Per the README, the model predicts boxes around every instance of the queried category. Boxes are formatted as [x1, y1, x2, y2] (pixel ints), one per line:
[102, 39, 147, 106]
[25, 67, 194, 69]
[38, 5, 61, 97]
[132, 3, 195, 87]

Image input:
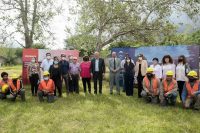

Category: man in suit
[90, 52, 106, 94]
[109, 52, 121, 95]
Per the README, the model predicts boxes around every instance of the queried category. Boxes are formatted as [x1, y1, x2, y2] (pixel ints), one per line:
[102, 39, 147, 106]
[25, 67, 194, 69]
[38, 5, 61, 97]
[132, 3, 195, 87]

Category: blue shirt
[59, 60, 69, 75]
[40, 59, 53, 71]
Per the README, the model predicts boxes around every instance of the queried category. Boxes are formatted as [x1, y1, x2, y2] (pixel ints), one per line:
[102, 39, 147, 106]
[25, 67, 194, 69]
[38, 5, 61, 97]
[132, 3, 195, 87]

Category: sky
[47, 0, 78, 49]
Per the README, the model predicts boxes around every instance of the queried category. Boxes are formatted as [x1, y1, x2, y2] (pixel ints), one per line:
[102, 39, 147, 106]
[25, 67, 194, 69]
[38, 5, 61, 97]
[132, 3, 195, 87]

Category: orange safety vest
[0, 79, 18, 92]
[143, 76, 158, 95]
[39, 79, 55, 93]
[186, 80, 199, 98]
[163, 79, 176, 93]
[12, 80, 21, 91]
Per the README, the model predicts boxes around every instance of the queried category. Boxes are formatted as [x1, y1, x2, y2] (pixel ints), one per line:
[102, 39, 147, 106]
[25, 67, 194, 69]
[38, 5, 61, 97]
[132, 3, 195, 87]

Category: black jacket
[90, 58, 106, 74]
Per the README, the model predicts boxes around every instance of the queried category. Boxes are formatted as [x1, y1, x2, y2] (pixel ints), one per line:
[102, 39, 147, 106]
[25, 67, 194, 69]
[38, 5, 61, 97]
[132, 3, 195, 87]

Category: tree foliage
[0, 0, 63, 48]
[67, 0, 200, 51]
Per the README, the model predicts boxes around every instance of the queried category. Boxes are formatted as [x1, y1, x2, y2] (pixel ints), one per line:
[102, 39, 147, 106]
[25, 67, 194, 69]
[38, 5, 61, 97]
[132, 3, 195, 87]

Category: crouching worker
[0, 72, 25, 101]
[10, 74, 25, 101]
[182, 71, 200, 110]
[38, 71, 55, 103]
[141, 68, 160, 103]
[160, 71, 178, 106]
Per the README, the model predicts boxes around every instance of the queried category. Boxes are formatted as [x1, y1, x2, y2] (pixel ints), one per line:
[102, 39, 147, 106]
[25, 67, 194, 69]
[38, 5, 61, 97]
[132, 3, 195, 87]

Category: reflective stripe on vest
[143, 76, 158, 95]
[186, 81, 199, 98]
[163, 79, 176, 93]
[12, 80, 21, 91]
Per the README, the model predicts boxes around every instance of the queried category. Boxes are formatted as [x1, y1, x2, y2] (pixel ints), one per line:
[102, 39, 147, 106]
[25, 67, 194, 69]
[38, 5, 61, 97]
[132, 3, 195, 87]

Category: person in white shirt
[176, 55, 190, 101]
[40, 53, 54, 75]
[161, 55, 175, 79]
[150, 58, 162, 79]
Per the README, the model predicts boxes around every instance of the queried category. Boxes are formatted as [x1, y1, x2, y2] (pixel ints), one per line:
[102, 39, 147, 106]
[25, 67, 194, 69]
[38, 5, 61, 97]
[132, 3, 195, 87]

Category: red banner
[22, 49, 38, 84]
[22, 49, 79, 84]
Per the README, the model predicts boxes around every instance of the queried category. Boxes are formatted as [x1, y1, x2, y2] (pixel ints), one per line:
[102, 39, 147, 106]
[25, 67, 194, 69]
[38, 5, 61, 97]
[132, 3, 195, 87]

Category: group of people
[0, 51, 199, 110]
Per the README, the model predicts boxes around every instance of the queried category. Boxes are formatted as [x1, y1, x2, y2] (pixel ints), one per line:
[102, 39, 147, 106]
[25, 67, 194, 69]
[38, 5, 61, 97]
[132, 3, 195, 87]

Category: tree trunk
[95, 29, 103, 51]
[25, 35, 33, 48]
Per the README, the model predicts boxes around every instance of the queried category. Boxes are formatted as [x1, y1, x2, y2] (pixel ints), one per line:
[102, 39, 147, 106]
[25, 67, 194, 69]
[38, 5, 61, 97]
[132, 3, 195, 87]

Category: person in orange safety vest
[182, 71, 200, 110]
[38, 71, 55, 103]
[0, 72, 25, 101]
[141, 67, 160, 103]
[160, 71, 178, 106]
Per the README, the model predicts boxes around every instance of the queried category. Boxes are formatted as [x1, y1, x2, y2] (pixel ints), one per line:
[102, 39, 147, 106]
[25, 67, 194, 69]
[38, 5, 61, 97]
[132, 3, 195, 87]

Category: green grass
[0, 65, 22, 76]
[0, 66, 200, 133]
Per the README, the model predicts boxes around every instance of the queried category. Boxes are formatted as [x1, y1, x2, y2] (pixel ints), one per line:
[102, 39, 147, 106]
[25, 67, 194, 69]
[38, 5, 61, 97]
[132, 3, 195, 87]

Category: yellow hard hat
[1, 84, 9, 93]
[187, 71, 198, 78]
[43, 71, 50, 76]
[166, 71, 174, 76]
[147, 67, 154, 73]
[11, 74, 19, 79]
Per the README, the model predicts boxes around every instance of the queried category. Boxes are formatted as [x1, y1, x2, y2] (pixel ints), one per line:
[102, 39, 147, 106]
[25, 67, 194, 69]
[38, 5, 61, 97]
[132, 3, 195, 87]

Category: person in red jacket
[38, 71, 55, 103]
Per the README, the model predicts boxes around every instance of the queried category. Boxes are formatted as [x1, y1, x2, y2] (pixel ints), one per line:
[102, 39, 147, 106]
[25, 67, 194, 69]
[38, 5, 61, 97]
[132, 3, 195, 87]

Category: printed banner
[22, 49, 79, 84]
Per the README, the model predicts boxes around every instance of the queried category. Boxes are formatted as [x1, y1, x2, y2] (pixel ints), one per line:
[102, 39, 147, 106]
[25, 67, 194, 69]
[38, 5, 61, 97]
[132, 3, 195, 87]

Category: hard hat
[11, 74, 19, 79]
[147, 67, 154, 73]
[1, 84, 9, 93]
[166, 71, 174, 76]
[43, 71, 50, 76]
[187, 71, 198, 78]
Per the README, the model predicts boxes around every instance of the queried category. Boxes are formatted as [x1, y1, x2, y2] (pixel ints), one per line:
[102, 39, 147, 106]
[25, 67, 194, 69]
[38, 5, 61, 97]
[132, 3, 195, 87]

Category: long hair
[178, 55, 186, 65]
[162, 55, 173, 64]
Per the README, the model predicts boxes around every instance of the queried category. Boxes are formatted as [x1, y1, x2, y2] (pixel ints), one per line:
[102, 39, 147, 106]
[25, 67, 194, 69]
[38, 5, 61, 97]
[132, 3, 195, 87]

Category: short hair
[61, 54, 66, 57]
[178, 55, 186, 64]
[53, 56, 59, 61]
[83, 56, 89, 61]
[1, 72, 8, 78]
[94, 51, 99, 55]
[162, 55, 173, 64]
[46, 53, 51, 56]
[152, 58, 159, 62]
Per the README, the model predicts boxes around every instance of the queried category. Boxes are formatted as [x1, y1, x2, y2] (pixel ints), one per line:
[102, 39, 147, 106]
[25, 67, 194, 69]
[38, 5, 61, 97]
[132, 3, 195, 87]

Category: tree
[68, 0, 200, 51]
[32, 43, 47, 49]
[0, 0, 63, 48]
[65, 34, 97, 55]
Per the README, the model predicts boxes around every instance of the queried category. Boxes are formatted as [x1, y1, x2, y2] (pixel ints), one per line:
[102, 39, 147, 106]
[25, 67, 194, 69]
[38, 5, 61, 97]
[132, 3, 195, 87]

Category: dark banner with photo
[112, 45, 199, 71]
[134, 45, 199, 71]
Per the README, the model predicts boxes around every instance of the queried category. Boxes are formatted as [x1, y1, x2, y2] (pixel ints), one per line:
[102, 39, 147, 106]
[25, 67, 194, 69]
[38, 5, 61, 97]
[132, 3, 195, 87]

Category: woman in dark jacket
[49, 56, 62, 97]
[124, 57, 135, 96]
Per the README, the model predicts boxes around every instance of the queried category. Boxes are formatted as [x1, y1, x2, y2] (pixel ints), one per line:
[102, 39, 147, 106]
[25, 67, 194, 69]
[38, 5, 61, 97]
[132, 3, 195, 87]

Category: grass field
[0, 66, 200, 133]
